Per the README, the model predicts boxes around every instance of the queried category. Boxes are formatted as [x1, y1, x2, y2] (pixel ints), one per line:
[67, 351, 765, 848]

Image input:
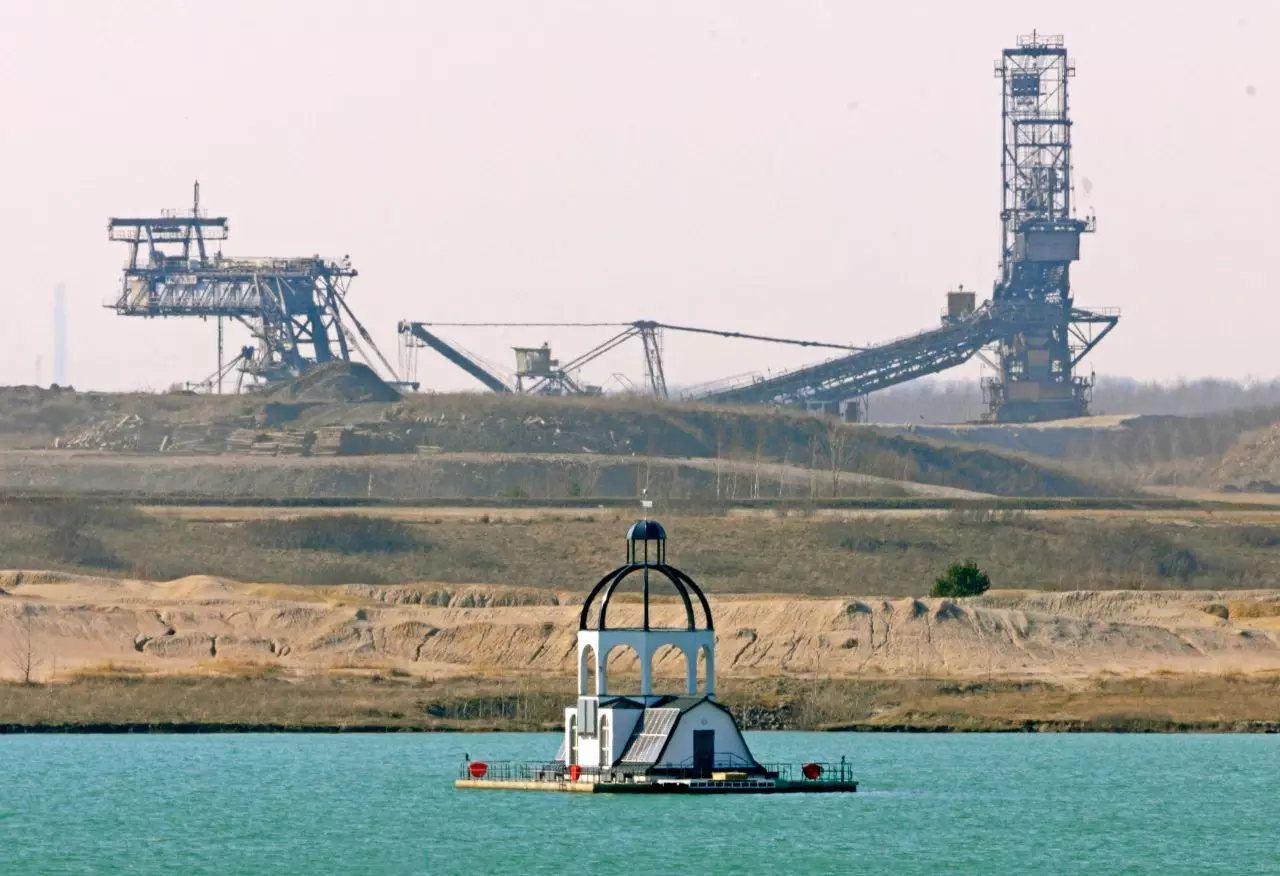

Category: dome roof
[578, 562, 713, 632]
[576, 519, 713, 632]
[626, 519, 667, 541]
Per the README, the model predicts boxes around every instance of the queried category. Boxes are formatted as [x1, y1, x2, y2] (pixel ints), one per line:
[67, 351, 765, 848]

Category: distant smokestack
[53, 282, 67, 386]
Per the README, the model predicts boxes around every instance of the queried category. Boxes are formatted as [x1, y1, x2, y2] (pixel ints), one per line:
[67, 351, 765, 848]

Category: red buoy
[801, 762, 822, 780]
[468, 761, 488, 779]
[569, 764, 582, 781]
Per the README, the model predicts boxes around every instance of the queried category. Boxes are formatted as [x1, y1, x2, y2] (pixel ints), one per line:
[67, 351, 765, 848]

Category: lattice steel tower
[984, 32, 1118, 422]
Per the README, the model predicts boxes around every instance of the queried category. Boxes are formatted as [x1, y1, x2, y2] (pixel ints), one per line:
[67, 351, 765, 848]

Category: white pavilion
[554, 519, 763, 781]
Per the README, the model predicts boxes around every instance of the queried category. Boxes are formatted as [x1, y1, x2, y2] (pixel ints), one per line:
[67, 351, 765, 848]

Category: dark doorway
[693, 729, 715, 776]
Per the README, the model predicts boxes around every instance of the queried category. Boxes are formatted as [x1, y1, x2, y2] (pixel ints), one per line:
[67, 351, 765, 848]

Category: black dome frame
[578, 562, 714, 632]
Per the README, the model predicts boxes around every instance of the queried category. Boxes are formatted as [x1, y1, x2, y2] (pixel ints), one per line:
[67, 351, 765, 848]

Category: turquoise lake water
[1, 732, 1277, 875]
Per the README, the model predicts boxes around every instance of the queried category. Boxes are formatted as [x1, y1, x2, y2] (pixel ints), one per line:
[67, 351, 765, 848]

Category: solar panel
[619, 708, 680, 765]
[552, 737, 567, 763]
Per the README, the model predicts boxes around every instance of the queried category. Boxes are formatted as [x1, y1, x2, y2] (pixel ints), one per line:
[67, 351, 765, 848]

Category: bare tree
[6, 607, 41, 685]
[751, 422, 766, 500]
[808, 434, 820, 498]
[825, 419, 851, 497]
[714, 426, 725, 500]
[580, 460, 602, 498]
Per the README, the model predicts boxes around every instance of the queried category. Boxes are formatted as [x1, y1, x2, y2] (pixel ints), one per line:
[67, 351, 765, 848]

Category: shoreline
[3, 720, 1278, 736]
[5, 665, 1279, 738]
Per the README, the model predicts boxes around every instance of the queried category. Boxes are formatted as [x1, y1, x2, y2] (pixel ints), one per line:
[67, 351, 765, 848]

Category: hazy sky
[1, 1, 1276, 392]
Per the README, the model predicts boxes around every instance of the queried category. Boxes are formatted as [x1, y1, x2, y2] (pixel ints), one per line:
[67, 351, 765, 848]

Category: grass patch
[1234, 526, 1280, 548]
[246, 516, 430, 554]
[1, 500, 1278, 594]
[4, 671, 1279, 732]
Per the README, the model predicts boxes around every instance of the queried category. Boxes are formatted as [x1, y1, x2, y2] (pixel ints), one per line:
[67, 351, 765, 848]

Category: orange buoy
[569, 764, 583, 781]
[801, 763, 822, 780]
[468, 761, 488, 779]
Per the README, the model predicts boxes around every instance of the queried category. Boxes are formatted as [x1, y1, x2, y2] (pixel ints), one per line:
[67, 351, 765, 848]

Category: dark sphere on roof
[626, 519, 666, 541]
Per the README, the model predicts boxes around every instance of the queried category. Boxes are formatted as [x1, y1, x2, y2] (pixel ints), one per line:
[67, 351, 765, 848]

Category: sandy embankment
[2, 571, 1279, 682]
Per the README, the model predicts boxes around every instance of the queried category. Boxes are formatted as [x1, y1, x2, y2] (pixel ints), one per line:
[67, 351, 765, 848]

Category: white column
[640, 639, 653, 697]
[595, 648, 608, 696]
[704, 643, 716, 697]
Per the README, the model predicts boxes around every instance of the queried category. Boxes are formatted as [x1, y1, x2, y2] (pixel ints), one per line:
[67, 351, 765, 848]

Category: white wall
[657, 702, 754, 768]
[600, 706, 643, 768]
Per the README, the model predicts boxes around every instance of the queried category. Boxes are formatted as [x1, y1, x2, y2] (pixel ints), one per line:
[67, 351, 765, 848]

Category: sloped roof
[600, 696, 646, 710]
[648, 695, 725, 715]
[617, 708, 681, 765]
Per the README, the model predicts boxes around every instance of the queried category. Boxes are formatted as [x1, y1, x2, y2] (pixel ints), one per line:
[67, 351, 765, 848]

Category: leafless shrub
[6, 607, 41, 684]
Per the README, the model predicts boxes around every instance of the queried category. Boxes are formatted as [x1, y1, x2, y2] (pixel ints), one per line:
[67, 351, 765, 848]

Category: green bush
[930, 560, 991, 598]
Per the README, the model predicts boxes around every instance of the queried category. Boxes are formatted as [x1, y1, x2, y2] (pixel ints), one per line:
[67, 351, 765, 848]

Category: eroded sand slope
[2, 571, 1279, 681]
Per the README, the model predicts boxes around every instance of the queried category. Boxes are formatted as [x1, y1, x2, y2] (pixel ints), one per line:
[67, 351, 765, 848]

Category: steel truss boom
[403, 319, 864, 400]
[397, 322, 513, 393]
[695, 301, 1119, 410]
[698, 306, 1005, 407]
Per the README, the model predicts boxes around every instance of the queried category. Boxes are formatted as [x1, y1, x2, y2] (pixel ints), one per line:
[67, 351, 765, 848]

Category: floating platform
[456, 763, 858, 795]
[456, 777, 857, 794]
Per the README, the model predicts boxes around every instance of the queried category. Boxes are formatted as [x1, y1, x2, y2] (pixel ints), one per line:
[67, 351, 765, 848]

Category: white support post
[640, 641, 653, 697]
[705, 643, 716, 697]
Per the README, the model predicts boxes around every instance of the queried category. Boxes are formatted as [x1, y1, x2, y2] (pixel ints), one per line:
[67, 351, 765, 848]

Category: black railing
[458, 761, 573, 782]
[759, 759, 857, 784]
[460, 756, 857, 785]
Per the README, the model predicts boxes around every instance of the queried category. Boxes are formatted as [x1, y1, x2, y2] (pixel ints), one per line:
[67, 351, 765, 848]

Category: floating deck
[457, 772, 857, 794]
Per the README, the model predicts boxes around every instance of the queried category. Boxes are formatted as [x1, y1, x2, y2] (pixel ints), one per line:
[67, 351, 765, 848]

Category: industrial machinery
[698, 32, 1118, 422]
[983, 32, 1118, 421]
[398, 320, 861, 399]
[108, 183, 402, 389]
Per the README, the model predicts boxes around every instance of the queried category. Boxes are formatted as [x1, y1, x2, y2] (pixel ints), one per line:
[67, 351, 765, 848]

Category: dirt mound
[267, 361, 400, 404]
[341, 583, 562, 608]
[6, 573, 1280, 681]
[157, 575, 242, 600]
[1205, 423, 1280, 487]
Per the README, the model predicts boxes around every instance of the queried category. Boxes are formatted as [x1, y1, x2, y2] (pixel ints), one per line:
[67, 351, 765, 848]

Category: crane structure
[108, 183, 402, 388]
[698, 33, 1118, 422]
[397, 320, 861, 399]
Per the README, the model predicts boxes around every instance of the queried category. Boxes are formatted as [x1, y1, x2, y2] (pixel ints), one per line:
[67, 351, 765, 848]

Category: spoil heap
[266, 362, 401, 404]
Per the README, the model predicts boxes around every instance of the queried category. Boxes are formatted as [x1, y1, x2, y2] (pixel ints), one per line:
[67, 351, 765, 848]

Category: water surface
[1, 733, 1276, 874]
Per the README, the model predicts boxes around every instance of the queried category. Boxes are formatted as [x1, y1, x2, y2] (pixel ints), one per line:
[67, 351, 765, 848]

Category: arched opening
[579, 644, 597, 696]
[650, 644, 691, 695]
[605, 643, 642, 692]
[599, 713, 611, 767]
[568, 714, 578, 766]
[697, 644, 709, 694]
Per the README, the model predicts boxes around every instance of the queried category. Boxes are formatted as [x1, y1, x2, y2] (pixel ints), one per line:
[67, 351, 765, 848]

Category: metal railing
[759, 759, 858, 784]
[458, 761, 571, 782]
[460, 756, 857, 785]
